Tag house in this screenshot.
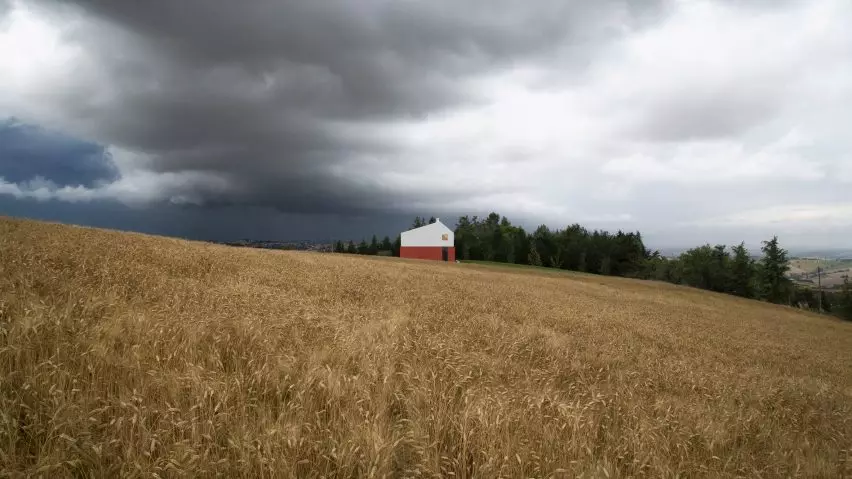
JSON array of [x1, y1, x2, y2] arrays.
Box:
[[400, 219, 456, 262]]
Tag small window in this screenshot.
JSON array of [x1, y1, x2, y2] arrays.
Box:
[[441, 234, 448, 241]]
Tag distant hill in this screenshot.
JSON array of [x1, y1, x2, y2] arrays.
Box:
[[2, 217, 851, 477], [790, 249, 852, 260]]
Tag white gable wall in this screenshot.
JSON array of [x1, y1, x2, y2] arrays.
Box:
[[400, 220, 454, 247]]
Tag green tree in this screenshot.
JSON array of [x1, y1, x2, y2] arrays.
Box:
[[528, 245, 543, 267], [679, 244, 731, 292], [550, 249, 564, 269], [640, 252, 676, 282], [532, 225, 554, 268], [610, 231, 647, 277], [599, 255, 611, 275], [429, 216, 437, 224], [453, 216, 474, 261], [730, 242, 756, 298], [346, 241, 357, 254], [711, 245, 733, 293], [369, 235, 379, 255], [334, 240, 345, 253], [381, 236, 393, 252], [792, 286, 816, 310], [577, 250, 587, 273], [357, 239, 369, 255], [512, 227, 530, 265], [758, 236, 792, 304]]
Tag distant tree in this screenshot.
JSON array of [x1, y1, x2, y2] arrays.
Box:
[[493, 224, 507, 263], [577, 250, 587, 273], [334, 240, 345, 253], [528, 245, 543, 267], [792, 286, 816, 310], [532, 225, 554, 267], [599, 255, 611, 275], [678, 244, 731, 292], [381, 236, 393, 252], [346, 241, 357, 254], [640, 251, 673, 281], [758, 236, 792, 304], [610, 231, 646, 277], [369, 235, 379, 255], [357, 239, 369, 255], [586, 230, 613, 274], [429, 216, 436, 224], [550, 249, 563, 270], [453, 216, 473, 261], [711, 245, 733, 293], [730, 242, 756, 298], [412, 217, 425, 228], [510, 226, 530, 265], [667, 257, 686, 284]]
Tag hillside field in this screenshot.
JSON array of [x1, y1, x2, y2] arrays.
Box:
[[789, 258, 852, 289], [1, 217, 852, 477]]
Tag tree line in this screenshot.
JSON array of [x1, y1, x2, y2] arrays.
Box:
[[335, 212, 852, 321], [332, 217, 437, 256], [333, 235, 398, 256]]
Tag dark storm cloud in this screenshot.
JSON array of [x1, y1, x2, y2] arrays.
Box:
[[24, 0, 664, 215], [0, 120, 116, 187], [0, 196, 417, 242]]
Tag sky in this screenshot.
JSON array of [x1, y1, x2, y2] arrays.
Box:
[[1, 0, 851, 249]]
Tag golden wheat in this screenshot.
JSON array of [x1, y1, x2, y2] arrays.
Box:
[[1, 217, 851, 478]]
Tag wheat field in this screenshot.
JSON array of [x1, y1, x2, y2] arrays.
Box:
[[1, 217, 851, 478]]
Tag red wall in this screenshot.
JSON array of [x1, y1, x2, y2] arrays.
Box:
[[400, 246, 456, 262]]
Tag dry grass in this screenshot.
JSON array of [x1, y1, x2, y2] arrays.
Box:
[[1, 217, 852, 478]]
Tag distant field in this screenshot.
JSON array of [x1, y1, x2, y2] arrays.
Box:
[[2, 217, 852, 477], [790, 258, 852, 289], [790, 258, 852, 274]]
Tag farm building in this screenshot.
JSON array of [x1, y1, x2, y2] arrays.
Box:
[[400, 219, 456, 262]]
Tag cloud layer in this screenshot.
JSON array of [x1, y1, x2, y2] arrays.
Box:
[[1, 0, 851, 247]]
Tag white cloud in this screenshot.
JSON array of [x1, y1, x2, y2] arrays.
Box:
[[690, 203, 852, 228], [0, 1, 129, 138], [0, 171, 229, 206], [601, 129, 827, 184], [0, 2, 74, 90], [345, 0, 852, 240]]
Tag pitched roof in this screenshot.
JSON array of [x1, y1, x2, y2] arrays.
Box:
[[402, 219, 452, 234]]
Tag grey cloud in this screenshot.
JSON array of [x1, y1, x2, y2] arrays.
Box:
[[19, 0, 664, 215], [628, 85, 782, 142], [0, 195, 414, 242]]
